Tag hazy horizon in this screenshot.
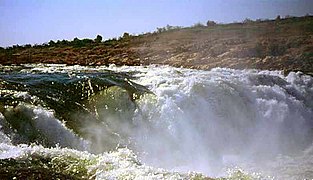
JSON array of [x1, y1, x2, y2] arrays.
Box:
[[1, 0, 312, 47]]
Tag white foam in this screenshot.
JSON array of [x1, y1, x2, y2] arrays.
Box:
[[0, 143, 210, 179], [32, 106, 90, 150], [1, 64, 312, 179], [0, 113, 12, 145], [110, 65, 313, 179]]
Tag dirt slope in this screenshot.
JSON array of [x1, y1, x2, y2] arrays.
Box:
[[1, 16, 313, 74]]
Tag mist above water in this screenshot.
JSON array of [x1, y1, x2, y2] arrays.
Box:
[[0, 64, 312, 179], [105, 66, 313, 178]]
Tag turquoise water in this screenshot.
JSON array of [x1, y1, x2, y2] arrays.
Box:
[[0, 64, 312, 179]]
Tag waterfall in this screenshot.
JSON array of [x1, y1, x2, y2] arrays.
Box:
[[0, 64, 312, 179]]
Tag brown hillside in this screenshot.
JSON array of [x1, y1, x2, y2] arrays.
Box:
[[1, 16, 313, 73]]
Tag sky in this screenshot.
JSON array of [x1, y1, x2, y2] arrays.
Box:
[[0, 0, 312, 47]]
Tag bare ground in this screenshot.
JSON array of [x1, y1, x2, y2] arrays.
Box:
[[1, 16, 313, 74]]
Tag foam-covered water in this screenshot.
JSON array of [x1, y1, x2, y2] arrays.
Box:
[[110, 65, 313, 179], [0, 64, 312, 179], [0, 143, 212, 179]]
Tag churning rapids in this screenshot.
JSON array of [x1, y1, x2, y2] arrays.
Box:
[[0, 64, 312, 179]]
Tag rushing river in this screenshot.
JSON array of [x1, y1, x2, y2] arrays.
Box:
[[0, 64, 312, 179]]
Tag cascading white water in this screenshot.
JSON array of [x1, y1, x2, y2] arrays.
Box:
[[108, 65, 313, 178], [1, 64, 312, 179], [0, 102, 89, 150]]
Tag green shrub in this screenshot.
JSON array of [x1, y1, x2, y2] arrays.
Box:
[[206, 20, 217, 26], [94, 35, 103, 43], [192, 22, 205, 27]]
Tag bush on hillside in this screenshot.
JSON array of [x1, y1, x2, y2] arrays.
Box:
[[206, 20, 217, 26], [94, 35, 103, 43], [243, 18, 254, 24], [192, 22, 205, 28]]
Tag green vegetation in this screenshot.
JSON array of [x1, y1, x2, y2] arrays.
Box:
[[192, 22, 206, 28], [206, 20, 217, 26], [0, 15, 312, 73], [155, 24, 182, 33], [94, 34, 102, 43]]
